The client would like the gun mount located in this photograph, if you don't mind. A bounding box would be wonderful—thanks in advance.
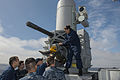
[26,21,68,67]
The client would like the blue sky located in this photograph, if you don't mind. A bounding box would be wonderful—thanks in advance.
[0,0,120,67]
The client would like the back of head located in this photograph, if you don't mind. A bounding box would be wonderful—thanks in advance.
[25,58,36,71]
[47,56,55,66]
[9,56,18,66]
[35,58,43,64]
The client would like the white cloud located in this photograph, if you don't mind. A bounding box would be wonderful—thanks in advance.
[26,38,48,49]
[88,0,104,8]
[90,25,119,50]
[91,48,120,68]
[88,12,106,39]
[0,35,48,64]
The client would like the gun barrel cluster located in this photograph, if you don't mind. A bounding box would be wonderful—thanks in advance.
[26,21,54,37]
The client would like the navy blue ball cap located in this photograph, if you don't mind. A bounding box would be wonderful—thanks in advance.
[35,58,43,64]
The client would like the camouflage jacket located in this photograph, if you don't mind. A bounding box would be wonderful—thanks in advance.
[43,66,66,80]
[0,66,17,80]
[20,72,48,80]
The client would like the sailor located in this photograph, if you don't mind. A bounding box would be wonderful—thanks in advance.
[0,56,19,80]
[20,58,48,80]
[59,25,83,76]
[43,56,66,80]
[36,58,48,75]
[15,61,28,80]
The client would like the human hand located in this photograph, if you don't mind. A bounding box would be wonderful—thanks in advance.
[59,43,63,46]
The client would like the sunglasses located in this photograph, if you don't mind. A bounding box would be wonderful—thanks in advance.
[64,28,68,30]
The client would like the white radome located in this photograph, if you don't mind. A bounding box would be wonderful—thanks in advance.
[56,0,76,31]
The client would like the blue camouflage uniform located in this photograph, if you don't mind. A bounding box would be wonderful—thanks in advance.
[43,66,66,80]
[63,29,83,69]
[36,62,47,76]
[20,72,48,80]
[15,69,28,80]
[0,66,17,80]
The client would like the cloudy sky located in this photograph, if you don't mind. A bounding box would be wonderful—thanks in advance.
[0,0,120,68]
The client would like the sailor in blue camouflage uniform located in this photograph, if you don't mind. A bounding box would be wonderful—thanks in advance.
[15,61,28,80]
[59,25,83,76]
[20,58,48,80]
[43,56,66,80]
[0,56,19,80]
[35,58,48,76]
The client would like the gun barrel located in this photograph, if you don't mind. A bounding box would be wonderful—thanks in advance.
[26,21,54,37]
